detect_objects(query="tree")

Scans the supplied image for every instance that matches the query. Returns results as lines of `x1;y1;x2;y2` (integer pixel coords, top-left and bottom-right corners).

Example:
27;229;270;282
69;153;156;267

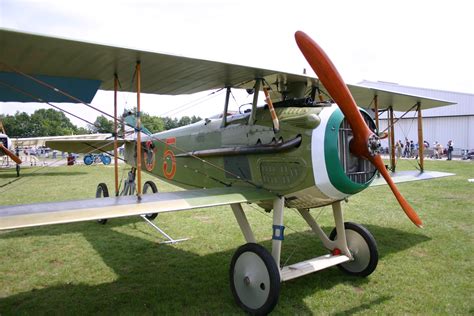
121;108;165;133
1;109;79;137
76;126;91;135
89;115;114;133
30;109;77;136
190;115;202;123
141;113;164;133
178;116;191;127
162;117;179;130
1;112;32;137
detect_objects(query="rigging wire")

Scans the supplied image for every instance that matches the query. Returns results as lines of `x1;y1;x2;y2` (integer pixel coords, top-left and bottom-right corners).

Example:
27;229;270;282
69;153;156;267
0;62;117;122
379;102;419;134
158;88;225;117
1;64;276;194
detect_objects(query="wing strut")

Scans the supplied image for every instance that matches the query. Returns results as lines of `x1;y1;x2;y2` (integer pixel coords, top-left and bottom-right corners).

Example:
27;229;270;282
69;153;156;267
263;85;280;133
136;61;142;198
113;75;119;196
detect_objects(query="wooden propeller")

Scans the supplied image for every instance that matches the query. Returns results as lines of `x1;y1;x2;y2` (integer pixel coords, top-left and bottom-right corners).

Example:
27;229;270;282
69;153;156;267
0;143;22;164
295;31;422;228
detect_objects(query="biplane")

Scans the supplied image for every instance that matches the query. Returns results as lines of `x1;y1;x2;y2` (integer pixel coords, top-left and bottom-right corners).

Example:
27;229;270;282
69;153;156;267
0;28;454;314
0;119;22;175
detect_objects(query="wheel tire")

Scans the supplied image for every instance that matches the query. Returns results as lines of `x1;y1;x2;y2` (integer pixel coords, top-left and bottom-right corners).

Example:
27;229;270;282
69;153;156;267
230;243;280;315
84;154;94;165
143;181;158;220
329;222;378;277
101;155;111;165
95;183;109;225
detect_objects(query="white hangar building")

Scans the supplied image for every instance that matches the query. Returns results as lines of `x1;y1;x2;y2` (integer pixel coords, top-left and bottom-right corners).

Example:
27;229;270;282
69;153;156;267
358;80;474;151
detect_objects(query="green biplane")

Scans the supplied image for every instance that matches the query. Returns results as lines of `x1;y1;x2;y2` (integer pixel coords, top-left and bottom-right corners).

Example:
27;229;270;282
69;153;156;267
0;29;453;314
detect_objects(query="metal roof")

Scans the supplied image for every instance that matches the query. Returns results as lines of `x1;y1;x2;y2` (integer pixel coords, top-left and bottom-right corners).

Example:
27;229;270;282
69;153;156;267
358;80;474;117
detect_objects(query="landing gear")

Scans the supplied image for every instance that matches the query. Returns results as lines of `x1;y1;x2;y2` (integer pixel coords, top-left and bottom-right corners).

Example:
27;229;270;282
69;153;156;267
95;182;109;225
143;180;158;220
93;169;187;243
329;222;378;277
230;243;280;315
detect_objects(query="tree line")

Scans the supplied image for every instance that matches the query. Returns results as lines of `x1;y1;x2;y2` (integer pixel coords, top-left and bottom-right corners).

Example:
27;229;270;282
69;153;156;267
0;108;202;138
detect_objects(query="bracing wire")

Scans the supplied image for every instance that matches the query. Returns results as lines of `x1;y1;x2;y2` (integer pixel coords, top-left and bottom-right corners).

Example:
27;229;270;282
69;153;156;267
1;63;276;194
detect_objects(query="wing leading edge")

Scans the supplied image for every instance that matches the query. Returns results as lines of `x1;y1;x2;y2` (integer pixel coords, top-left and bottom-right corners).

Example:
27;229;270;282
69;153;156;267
0;187;276;231
370;170;454;187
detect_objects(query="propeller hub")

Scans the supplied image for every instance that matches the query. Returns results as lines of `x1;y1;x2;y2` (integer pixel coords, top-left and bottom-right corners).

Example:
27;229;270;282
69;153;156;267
367;134;382;156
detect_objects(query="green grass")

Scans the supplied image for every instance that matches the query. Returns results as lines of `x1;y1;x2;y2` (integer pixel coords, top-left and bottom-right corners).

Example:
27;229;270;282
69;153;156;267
0;160;473;315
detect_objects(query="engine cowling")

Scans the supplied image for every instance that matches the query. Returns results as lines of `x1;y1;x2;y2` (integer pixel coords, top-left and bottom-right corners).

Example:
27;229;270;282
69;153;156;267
311;105;377;200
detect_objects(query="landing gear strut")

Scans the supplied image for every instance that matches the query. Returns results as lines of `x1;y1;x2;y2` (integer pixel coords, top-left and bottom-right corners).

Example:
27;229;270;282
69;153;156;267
94;168;187;243
229;198;379;314
329;222;378;276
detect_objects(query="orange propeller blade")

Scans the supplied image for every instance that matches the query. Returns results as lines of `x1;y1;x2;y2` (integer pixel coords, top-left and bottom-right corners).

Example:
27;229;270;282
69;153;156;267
0;143;22;164
295;31;372;158
295;30;422;228
369;155;423;227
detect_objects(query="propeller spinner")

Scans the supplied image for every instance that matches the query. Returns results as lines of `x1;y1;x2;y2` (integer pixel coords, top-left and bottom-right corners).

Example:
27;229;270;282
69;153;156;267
295;31;422;228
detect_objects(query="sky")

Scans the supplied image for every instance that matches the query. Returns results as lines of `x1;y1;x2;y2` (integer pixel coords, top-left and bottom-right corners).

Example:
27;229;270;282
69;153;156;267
1;0;473;127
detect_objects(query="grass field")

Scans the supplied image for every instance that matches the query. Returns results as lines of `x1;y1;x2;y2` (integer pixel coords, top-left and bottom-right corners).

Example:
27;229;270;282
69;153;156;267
0;159;473;315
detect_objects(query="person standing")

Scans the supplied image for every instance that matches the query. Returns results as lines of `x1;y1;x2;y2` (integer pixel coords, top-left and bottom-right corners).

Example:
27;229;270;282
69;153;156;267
447;140;454;160
395;140;402;159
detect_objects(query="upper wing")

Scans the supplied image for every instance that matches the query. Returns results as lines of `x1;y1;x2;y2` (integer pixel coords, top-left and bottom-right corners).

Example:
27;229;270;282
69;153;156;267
0;187;276;231
370;170;454;187
0;28;313;100
347;83;455;111
0;28;454;110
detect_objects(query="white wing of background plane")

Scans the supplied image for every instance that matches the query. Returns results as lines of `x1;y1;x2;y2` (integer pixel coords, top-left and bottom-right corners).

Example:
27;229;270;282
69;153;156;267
11;133;113;147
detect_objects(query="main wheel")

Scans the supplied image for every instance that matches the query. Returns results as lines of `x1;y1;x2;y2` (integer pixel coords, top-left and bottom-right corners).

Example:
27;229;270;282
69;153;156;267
329;222;378;277
143;180;158;220
95;183;109;225
230;243;280;315
84;154;94;165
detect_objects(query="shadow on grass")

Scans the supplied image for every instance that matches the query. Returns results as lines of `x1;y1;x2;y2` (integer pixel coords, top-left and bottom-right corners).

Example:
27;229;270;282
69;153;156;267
0;171;87;179
0;219;430;314
333;295;392;316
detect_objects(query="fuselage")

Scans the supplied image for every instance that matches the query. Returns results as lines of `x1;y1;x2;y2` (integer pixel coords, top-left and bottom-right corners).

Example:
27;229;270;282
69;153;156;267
124;100;377;209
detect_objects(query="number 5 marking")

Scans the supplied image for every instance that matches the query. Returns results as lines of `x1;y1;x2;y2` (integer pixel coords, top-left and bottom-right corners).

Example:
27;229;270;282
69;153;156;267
163;137;176;179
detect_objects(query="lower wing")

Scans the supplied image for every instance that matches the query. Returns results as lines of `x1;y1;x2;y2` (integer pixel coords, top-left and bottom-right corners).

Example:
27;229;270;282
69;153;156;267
0;187;275;230
370;170;454;186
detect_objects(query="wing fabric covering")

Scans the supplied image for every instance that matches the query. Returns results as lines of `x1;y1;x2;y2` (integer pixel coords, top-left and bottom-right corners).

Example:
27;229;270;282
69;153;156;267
370;170;454;187
45;139;126;154
0;28;453;109
0;187;276;230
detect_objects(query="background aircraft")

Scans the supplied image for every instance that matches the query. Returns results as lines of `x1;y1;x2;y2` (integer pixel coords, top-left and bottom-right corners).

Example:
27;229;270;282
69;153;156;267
0;28;453;314
0;119;22;175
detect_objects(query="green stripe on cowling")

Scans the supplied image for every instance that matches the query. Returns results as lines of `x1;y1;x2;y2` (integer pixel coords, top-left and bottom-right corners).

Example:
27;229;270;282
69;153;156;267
324;108;370;194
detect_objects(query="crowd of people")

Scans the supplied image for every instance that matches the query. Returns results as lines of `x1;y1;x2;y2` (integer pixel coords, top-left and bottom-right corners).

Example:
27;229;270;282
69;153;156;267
394;138;455;160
